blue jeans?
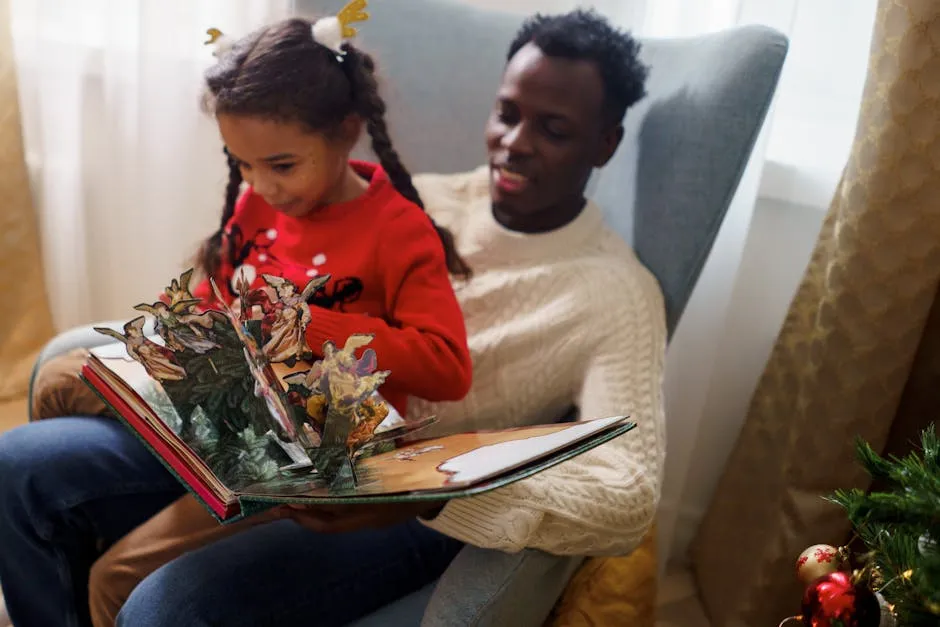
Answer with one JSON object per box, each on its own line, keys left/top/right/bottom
{"left": 0, "top": 417, "right": 462, "bottom": 626}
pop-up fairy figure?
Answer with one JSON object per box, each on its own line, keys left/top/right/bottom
{"left": 243, "top": 274, "right": 330, "bottom": 365}
{"left": 164, "top": 268, "right": 197, "bottom": 305}
{"left": 299, "top": 334, "right": 390, "bottom": 486}
{"left": 94, "top": 317, "right": 187, "bottom": 382}
{"left": 133, "top": 269, "right": 222, "bottom": 354}
{"left": 133, "top": 301, "right": 220, "bottom": 354}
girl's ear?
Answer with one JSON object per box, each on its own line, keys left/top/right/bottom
{"left": 338, "top": 114, "right": 364, "bottom": 149}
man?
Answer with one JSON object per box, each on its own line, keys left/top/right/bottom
{"left": 0, "top": 10, "right": 665, "bottom": 627}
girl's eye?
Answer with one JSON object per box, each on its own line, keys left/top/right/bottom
{"left": 271, "top": 163, "right": 296, "bottom": 174}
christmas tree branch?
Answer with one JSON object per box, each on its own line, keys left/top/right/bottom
{"left": 825, "top": 424, "right": 940, "bottom": 626}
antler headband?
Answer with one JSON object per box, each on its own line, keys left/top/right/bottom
{"left": 204, "top": 0, "right": 370, "bottom": 61}
{"left": 312, "top": 0, "right": 370, "bottom": 58}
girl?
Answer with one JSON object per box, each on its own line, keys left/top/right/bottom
{"left": 33, "top": 15, "right": 472, "bottom": 421}
{"left": 15, "top": 9, "right": 473, "bottom": 627}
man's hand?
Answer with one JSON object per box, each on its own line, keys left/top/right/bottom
{"left": 274, "top": 501, "right": 445, "bottom": 534}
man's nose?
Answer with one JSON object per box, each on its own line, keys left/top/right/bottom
{"left": 501, "top": 123, "right": 535, "bottom": 156}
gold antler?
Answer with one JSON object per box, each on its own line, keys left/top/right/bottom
{"left": 204, "top": 28, "right": 224, "bottom": 45}
{"left": 336, "top": 0, "right": 369, "bottom": 39}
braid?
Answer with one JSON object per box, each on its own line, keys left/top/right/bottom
{"left": 347, "top": 48, "right": 472, "bottom": 280}
{"left": 196, "top": 149, "right": 242, "bottom": 280}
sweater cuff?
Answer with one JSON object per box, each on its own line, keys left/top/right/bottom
{"left": 418, "top": 491, "right": 537, "bottom": 553}
{"left": 305, "top": 307, "right": 361, "bottom": 352}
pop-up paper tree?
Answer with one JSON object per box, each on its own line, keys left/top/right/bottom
{"left": 100, "top": 270, "right": 433, "bottom": 493}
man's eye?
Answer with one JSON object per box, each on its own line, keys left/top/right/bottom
{"left": 272, "top": 163, "right": 296, "bottom": 174}
{"left": 496, "top": 104, "right": 519, "bottom": 125}
{"left": 544, "top": 125, "right": 570, "bottom": 140}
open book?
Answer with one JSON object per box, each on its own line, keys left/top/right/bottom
{"left": 81, "top": 270, "right": 635, "bottom": 523}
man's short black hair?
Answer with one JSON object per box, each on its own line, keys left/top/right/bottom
{"left": 507, "top": 9, "right": 649, "bottom": 125}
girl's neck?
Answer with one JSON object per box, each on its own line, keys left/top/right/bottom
{"left": 331, "top": 163, "right": 370, "bottom": 205}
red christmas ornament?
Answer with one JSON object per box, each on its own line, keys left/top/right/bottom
{"left": 800, "top": 572, "right": 880, "bottom": 627}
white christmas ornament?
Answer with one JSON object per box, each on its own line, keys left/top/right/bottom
{"left": 919, "top": 532, "right": 936, "bottom": 556}
{"left": 231, "top": 264, "right": 257, "bottom": 291}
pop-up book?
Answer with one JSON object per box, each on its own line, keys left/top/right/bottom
{"left": 82, "top": 269, "right": 634, "bottom": 523}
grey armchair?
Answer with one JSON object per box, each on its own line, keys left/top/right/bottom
{"left": 29, "top": 0, "right": 787, "bottom": 624}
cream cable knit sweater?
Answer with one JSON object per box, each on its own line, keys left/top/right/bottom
{"left": 409, "top": 167, "right": 667, "bottom": 557}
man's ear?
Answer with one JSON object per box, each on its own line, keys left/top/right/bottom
{"left": 594, "top": 124, "right": 624, "bottom": 167}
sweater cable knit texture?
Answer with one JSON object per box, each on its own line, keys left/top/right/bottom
{"left": 409, "top": 167, "right": 666, "bottom": 556}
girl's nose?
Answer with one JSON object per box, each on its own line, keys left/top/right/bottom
{"left": 251, "top": 173, "right": 278, "bottom": 198}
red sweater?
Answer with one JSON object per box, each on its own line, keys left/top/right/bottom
{"left": 192, "top": 161, "right": 472, "bottom": 414}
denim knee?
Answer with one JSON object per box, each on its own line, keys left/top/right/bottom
{"left": 117, "top": 564, "right": 211, "bottom": 627}
{"left": 0, "top": 426, "right": 44, "bottom": 519}
{"left": 0, "top": 425, "right": 41, "bottom": 477}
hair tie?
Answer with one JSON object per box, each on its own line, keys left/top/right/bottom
{"left": 311, "top": 0, "right": 370, "bottom": 61}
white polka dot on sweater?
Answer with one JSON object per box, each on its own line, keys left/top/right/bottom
{"left": 266, "top": 229, "right": 278, "bottom": 240}
{"left": 312, "top": 253, "right": 327, "bottom": 266}
{"left": 306, "top": 269, "right": 319, "bottom": 277}
{"left": 231, "top": 264, "right": 256, "bottom": 290}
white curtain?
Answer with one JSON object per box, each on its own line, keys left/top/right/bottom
{"left": 630, "top": 0, "right": 878, "bottom": 573}
{"left": 10, "top": 0, "right": 290, "bottom": 331}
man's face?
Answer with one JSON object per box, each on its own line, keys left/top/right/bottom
{"left": 485, "top": 42, "right": 622, "bottom": 224}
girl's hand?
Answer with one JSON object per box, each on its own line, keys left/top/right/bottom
{"left": 274, "top": 501, "right": 444, "bottom": 534}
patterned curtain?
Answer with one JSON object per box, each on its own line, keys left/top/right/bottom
{"left": 689, "top": 0, "right": 940, "bottom": 623}
{"left": 0, "top": 0, "right": 55, "bottom": 403}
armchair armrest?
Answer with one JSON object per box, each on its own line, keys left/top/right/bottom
{"left": 28, "top": 319, "right": 156, "bottom": 422}
{"left": 422, "top": 547, "right": 581, "bottom": 626}
{"left": 349, "top": 546, "right": 581, "bottom": 626}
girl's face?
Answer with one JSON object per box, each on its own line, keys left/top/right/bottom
{"left": 217, "top": 114, "right": 357, "bottom": 218}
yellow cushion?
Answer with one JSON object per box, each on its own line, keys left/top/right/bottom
{"left": 546, "top": 527, "right": 657, "bottom": 627}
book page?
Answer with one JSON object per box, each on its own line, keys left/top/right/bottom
{"left": 90, "top": 343, "right": 299, "bottom": 494}
{"left": 235, "top": 415, "right": 630, "bottom": 499}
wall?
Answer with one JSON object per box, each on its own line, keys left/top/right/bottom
{"left": 457, "top": 0, "right": 634, "bottom": 20}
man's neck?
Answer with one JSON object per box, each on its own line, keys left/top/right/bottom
{"left": 491, "top": 197, "right": 587, "bottom": 234}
